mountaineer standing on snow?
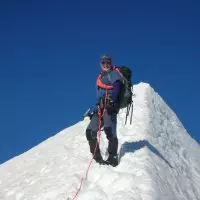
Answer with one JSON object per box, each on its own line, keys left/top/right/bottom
{"left": 85, "top": 54, "right": 123, "bottom": 167}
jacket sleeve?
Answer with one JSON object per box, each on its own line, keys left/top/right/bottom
{"left": 110, "top": 71, "right": 123, "bottom": 102}
{"left": 112, "top": 80, "right": 122, "bottom": 102}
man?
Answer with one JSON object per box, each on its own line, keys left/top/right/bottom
{"left": 85, "top": 54, "right": 123, "bottom": 167}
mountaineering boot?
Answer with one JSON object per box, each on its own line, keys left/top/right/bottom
{"left": 106, "top": 155, "right": 118, "bottom": 167}
{"left": 88, "top": 139, "right": 106, "bottom": 165}
{"left": 105, "top": 137, "right": 119, "bottom": 167}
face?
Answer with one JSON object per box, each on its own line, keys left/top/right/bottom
{"left": 100, "top": 61, "right": 112, "bottom": 72}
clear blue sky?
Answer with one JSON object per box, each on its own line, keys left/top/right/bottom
{"left": 0, "top": 0, "right": 199, "bottom": 164}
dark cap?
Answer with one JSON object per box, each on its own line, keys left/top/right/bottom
{"left": 100, "top": 54, "right": 112, "bottom": 63}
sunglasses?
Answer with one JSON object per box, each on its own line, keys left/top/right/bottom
{"left": 101, "top": 61, "right": 111, "bottom": 65}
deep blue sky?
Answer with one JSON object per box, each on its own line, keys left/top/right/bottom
{"left": 0, "top": 0, "right": 199, "bottom": 164}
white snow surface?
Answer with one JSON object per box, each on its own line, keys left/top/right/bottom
{"left": 0, "top": 82, "right": 200, "bottom": 200}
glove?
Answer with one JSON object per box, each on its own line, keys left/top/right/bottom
{"left": 106, "top": 100, "right": 118, "bottom": 115}
{"left": 83, "top": 107, "right": 96, "bottom": 119}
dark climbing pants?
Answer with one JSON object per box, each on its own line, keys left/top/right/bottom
{"left": 86, "top": 111, "right": 118, "bottom": 159}
{"left": 86, "top": 111, "right": 117, "bottom": 140}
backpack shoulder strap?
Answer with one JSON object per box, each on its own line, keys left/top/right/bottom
{"left": 113, "top": 66, "right": 124, "bottom": 80}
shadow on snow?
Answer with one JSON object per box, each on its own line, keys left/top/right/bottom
{"left": 119, "top": 140, "right": 173, "bottom": 168}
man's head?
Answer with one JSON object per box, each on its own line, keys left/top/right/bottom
{"left": 100, "top": 54, "right": 112, "bottom": 72}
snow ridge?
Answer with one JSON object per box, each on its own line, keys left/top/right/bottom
{"left": 0, "top": 82, "right": 200, "bottom": 200}
{"left": 144, "top": 85, "right": 200, "bottom": 200}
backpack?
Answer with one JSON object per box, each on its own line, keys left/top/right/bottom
{"left": 96, "top": 66, "right": 133, "bottom": 109}
{"left": 113, "top": 66, "right": 133, "bottom": 108}
{"left": 96, "top": 66, "right": 133, "bottom": 124}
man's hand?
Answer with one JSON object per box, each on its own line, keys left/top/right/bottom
{"left": 83, "top": 107, "right": 96, "bottom": 119}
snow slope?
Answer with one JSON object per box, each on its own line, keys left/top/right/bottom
{"left": 0, "top": 83, "right": 200, "bottom": 200}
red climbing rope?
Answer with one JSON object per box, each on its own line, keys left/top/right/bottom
{"left": 71, "top": 91, "right": 108, "bottom": 200}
